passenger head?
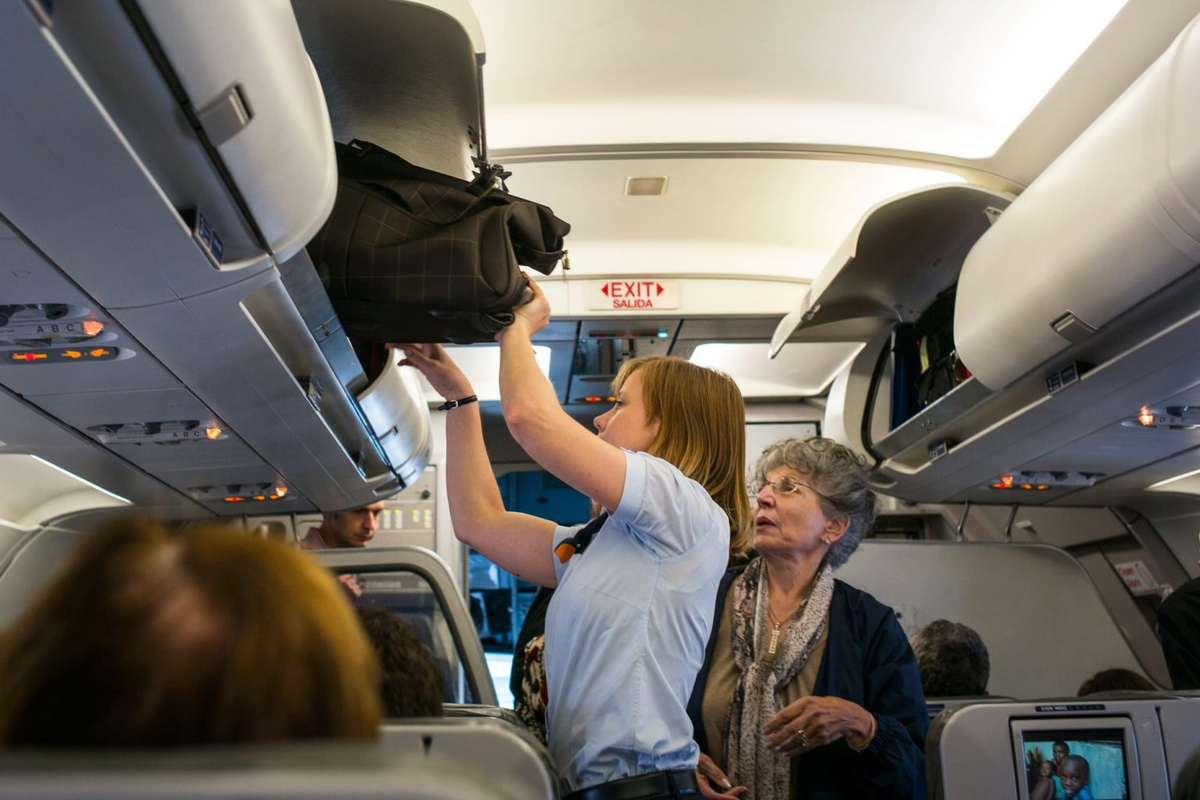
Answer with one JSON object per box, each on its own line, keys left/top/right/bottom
{"left": 0, "top": 518, "right": 381, "bottom": 747}
{"left": 603, "top": 356, "right": 751, "bottom": 557}
{"left": 1039, "top": 760, "right": 1056, "bottom": 779}
{"left": 909, "top": 619, "right": 990, "bottom": 697}
{"left": 356, "top": 606, "right": 444, "bottom": 718}
{"left": 1053, "top": 741, "right": 1070, "bottom": 765}
{"left": 1060, "top": 755, "right": 1090, "bottom": 798}
{"left": 750, "top": 437, "right": 877, "bottom": 569}
{"left": 319, "top": 501, "right": 385, "bottom": 548}
{"left": 1076, "top": 667, "right": 1157, "bottom": 696}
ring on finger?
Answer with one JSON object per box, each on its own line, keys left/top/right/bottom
{"left": 794, "top": 726, "right": 810, "bottom": 749}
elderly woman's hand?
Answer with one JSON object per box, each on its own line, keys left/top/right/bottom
{"left": 696, "top": 753, "right": 746, "bottom": 800}
{"left": 762, "top": 695, "right": 876, "bottom": 757}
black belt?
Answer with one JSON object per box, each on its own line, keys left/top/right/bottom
{"left": 565, "top": 769, "right": 700, "bottom": 800}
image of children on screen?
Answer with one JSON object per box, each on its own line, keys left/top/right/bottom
{"left": 1023, "top": 731, "right": 1128, "bottom": 800}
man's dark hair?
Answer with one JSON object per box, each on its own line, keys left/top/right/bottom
{"left": 910, "top": 619, "right": 990, "bottom": 697}
{"left": 355, "top": 606, "right": 444, "bottom": 718}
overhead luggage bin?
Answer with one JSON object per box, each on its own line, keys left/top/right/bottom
{"left": 292, "top": 0, "right": 486, "bottom": 180}
{"left": 48, "top": 0, "right": 338, "bottom": 276}
{"left": 0, "top": 0, "right": 445, "bottom": 512}
{"left": 769, "top": 183, "right": 1012, "bottom": 357}
{"left": 956, "top": 11, "right": 1200, "bottom": 391}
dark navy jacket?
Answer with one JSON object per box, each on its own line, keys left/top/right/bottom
{"left": 687, "top": 567, "right": 929, "bottom": 799}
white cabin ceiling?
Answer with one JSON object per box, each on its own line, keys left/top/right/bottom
{"left": 474, "top": 0, "right": 1128, "bottom": 158}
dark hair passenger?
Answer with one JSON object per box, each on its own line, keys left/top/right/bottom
{"left": 355, "top": 606, "right": 444, "bottom": 718}
{"left": 910, "top": 619, "right": 991, "bottom": 697}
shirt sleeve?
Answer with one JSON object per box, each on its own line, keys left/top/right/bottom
{"left": 552, "top": 524, "right": 582, "bottom": 584}
{"left": 610, "top": 449, "right": 727, "bottom": 558}
{"left": 848, "top": 609, "right": 929, "bottom": 799}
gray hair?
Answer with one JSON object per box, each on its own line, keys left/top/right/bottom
{"left": 751, "top": 436, "right": 877, "bottom": 569}
{"left": 910, "top": 619, "right": 990, "bottom": 697}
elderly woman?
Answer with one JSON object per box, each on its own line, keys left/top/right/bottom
{"left": 687, "top": 437, "right": 927, "bottom": 800}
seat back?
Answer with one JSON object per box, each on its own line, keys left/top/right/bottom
{"left": 927, "top": 695, "right": 1200, "bottom": 800}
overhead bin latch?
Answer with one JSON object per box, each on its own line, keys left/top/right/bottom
{"left": 1050, "top": 311, "right": 1098, "bottom": 344}
{"left": 197, "top": 84, "right": 254, "bottom": 147}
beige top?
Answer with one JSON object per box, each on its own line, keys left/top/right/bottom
{"left": 701, "top": 572, "right": 830, "bottom": 774}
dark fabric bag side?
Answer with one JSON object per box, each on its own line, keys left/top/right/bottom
{"left": 915, "top": 287, "right": 960, "bottom": 407}
{"left": 307, "top": 140, "right": 570, "bottom": 343}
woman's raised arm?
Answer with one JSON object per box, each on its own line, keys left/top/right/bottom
{"left": 395, "top": 344, "right": 559, "bottom": 587}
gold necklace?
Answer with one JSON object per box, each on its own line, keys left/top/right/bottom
{"left": 764, "top": 596, "right": 807, "bottom": 659}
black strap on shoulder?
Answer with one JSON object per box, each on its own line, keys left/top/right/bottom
{"left": 553, "top": 512, "right": 609, "bottom": 564}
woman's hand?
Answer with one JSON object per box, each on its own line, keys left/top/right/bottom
{"left": 762, "top": 695, "right": 875, "bottom": 757}
{"left": 696, "top": 753, "right": 745, "bottom": 800}
{"left": 498, "top": 273, "right": 551, "bottom": 341}
{"left": 392, "top": 343, "right": 474, "bottom": 401}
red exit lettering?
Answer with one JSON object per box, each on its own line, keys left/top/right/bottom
{"left": 601, "top": 281, "right": 665, "bottom": 299}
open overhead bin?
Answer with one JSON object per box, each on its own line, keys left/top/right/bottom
{"left": 770, "top": 184, "right": 1012, "bottom": 357}
{"left": 0, "top": 0, "right": 485, "bottom": 512}
{"left": 813, "top": 12, "right": 1200, "bottom": 505}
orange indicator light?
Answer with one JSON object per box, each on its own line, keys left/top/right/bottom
{"left": 990, "top": 483, "right": 1011, "bottom": 489}
{"left": 223, "top": 496, "right": 244, "bottom": 503}
{"left": 274, "top": 486, "right": 288, "bottom": 498}
{"left": 205, "top": 427, "right": 222, "bottom": 440}
{"left": 267, "top": 494, "right": 280, "bottom": 500}
{"left": 1036, "top": 485, "right": 1050, "bottom": 491}
{"left": 89, "top": 348, "right": 110, "bottom": 358}
{"left": 1020, "top": 484, "right": 1033, "bottom": 490}
{"left": 62, "top": 350, "right": 82, "bottom": 359}
{"left": 607, "top": 396, "right": 617, "bottom": 402}
{"left": 81, "top": 321, "right": 105, "bottom": 336}
{"left": 584, "top": 396, "right": 602, "bottom": 402}
{"left": 12, "top": 352, "right": 47, "bottom": 362}
{"left": 1000, "top": 475, "right": 1014, "bottom": 488}
{"left": 252, "top": 496, "right": 266, "bottom": 501}
{"left": 1137, "top": 409, "right": 1155, "bottom": 426}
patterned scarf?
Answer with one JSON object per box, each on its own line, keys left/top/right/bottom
{"left": 724, "top": 557, "right": 835, "bottom": 800}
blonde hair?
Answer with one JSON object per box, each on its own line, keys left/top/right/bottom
{"left": 0, "top": 518, "right": 381, "bottom": 746}
{"left": 615, "top": 356, "right": 752, "bottom": 558}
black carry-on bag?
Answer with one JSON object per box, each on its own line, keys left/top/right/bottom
{"left": 307, "top": 140, "right": 570, "bottom": 343}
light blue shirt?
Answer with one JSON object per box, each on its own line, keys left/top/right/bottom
{"left": 544, "top": 450, "right": 730, "bottom": 792}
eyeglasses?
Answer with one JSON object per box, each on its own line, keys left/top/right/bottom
{"left": 749, "top": 476, "right": 830, "bottom": 504}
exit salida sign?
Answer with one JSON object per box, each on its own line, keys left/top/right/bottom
{"left": 588, "top": 279, "right": 681, "bottom": 311}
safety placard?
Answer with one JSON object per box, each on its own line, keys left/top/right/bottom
{"left": 1113, "top": 560, "right": 1161, "bottom": 596}
{"left": 588, "top": 279, "right": 680, "bottom": 311}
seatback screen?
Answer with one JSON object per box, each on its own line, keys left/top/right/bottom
{"left": 1019, "top": 727, "right": 1130, "bottom": 800}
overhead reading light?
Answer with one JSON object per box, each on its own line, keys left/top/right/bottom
{"left": 1122, "top": 405, "right": 1200, "bottom": 430}
{"left": 689, "top": 342, "right": 864, "bottom": 397}
{"left": 89, "top": 420, "right": 228, "bottom": 445}
{"left": 987, "top": 471, "right": 1102, "bottom": 490}
{"left": 190, "top": 484, "right": 289, "bottom": 503}
{"left": 624, "top": 177, "right": 669, "bottom": 196}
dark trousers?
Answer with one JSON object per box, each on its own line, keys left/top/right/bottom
{"left": 563, "top": 769, "right": 700, "bottom": 800}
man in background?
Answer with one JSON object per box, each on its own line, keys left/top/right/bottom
{"left": 302, "top": 502, "right": 385, "bottom": 550}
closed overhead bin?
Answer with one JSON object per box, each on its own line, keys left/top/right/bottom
{"left": 955, "top": 12, "right": 1200, "bottom": 390}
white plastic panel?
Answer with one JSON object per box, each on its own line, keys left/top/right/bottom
{"left": 836, "top": 541, "right": 1146, "bottom": 698}
{"left": 956, "top": 12, "right": 1200, "bottom": 390}
{"left": 357, "top": 359, "right": 432, "bottom": 488}
{"left": 135, "top": 0, "right": 337, "bottom": 263}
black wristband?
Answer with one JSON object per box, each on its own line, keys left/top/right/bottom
{"left": 436, "top": 394, "right": 478, "bottom": 411}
